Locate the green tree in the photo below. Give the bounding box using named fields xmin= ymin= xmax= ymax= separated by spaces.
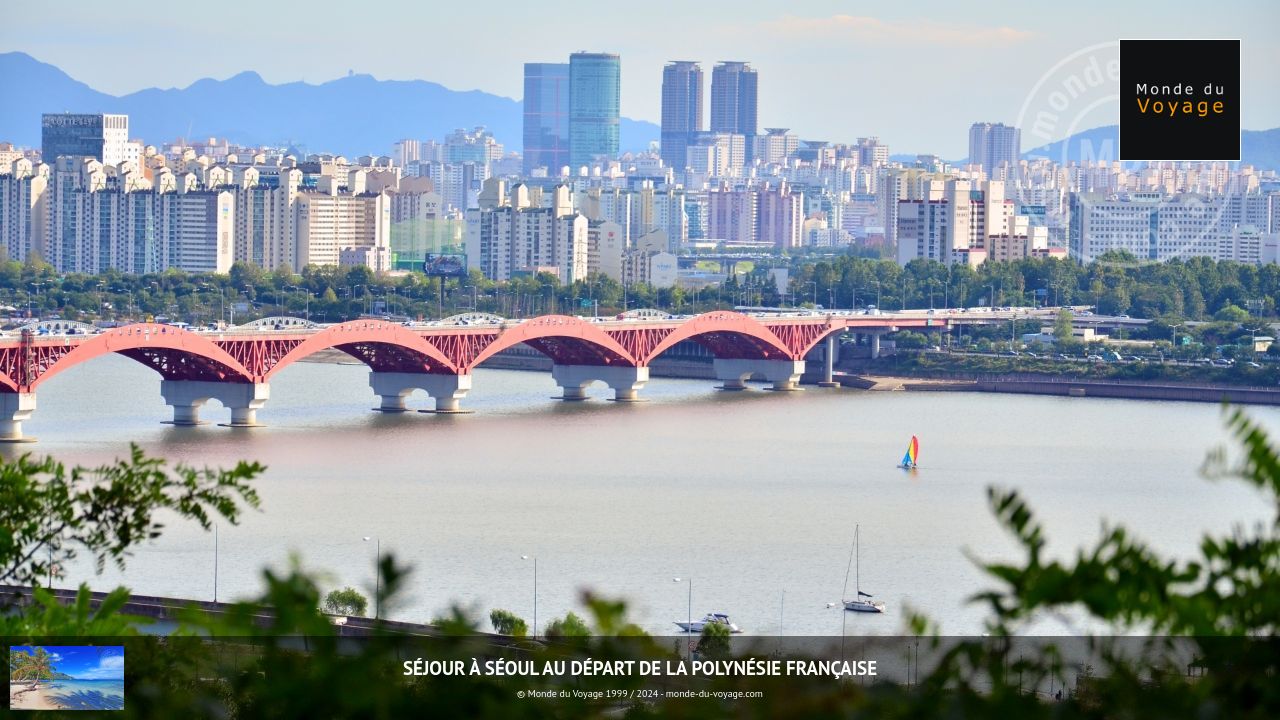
xmin=321 ymin=587 xmax=369 ymax=617
xmin=1214 ymin=303 xmax=1249 ymax=323
xmin=697 ymin=620 xmax=731 ymax=658
xmin=488 ymin=608 xmax=528 ymax=637
xmin=1053 ymin=308 xmax=1074 ymax=342
xmin=0 ymin=446 xmax=262 ymax=588
xmin=544 ymin=611 xmax=590 ymax=638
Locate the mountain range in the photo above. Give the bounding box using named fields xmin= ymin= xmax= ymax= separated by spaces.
xmin=0 ymin=52 xmax=659 ymax=157
xmin=2 ymin=52 xmax=1276 ymax=170
xmin=1022 ymin=125 xmax=1280 ymax=171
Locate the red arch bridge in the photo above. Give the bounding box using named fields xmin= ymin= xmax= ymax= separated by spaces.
xmin=0 ymin=308 xmax=980 ymax=441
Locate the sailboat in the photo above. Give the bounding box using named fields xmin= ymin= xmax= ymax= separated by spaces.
xmin=899 ymin=435 xmax=919 ymax=469
xmin=842 ymin=524 xmax=885 ymax=614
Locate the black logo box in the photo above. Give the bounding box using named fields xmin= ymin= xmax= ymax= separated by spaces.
xmin=1119 ymin=39 xmax=1240 ymax=161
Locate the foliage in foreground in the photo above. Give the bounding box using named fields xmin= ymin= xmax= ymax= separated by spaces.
xmin=0 ymin=414 xmax=1277 ymax=718
xmin=0 ymin=445 xmax=262 ymax=590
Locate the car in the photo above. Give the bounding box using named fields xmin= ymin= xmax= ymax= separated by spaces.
xmin=1248 ymin=361 xmax=1262 ymax=368
xmin=1025 ymin=351 xmax=1038 ymax=358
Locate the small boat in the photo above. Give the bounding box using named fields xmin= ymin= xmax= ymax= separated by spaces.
xmin=674 ymin=613 xmax=743 ymax=634
xmin=899 ymin=435 xmax=919 ymax=469
xmin=842 ymin=524 xmax=886 ymax=614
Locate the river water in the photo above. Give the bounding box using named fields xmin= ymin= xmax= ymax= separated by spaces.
xmin=7 ymin=354 xmax=1274 ymax=637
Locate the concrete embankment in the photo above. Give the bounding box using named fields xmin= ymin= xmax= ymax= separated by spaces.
xmin=300 ymin=349 xmax=1280 ymax=405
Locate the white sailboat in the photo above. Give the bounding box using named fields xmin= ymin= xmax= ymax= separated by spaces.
xmin=842 ymin=524 xmax=885 ymax=614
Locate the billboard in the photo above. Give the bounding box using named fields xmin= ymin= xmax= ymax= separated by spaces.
xmin=423 ymin=253 xmax=468 ymax=278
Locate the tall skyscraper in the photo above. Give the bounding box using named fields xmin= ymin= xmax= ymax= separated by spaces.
xmin=568 ymin=52 xmax=621 ymax=169
xmin=41 ymin=113 xmax=130 ymax=165
xmin=968 ymin=122 xmax=1021 ymax=175
xmin=710 ymin=62 xmax=758 ymax=164
xmin=523 ymin=63 xmax=570 ymax=175
xmin=660 ymin=61 xmax=703 ymax=172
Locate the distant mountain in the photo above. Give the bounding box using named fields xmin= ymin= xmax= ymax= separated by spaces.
xmin=0 ymin=52 xmax=659 ymax=156
xmin=1023 ymin=124 xmax=1280 ymax=171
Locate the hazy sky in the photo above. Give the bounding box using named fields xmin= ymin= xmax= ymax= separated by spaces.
xmin=4 ymin=0 xmax=1277 ymax=156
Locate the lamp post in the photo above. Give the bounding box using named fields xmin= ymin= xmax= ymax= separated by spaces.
xmin=521 ymin=555 xmax=537 ymax=639
xmin=213 ymin=523 xmax=219 ymax=603
xmin=673 ymin=577 xmax=692 ymax=658
xmin=363 ymin=536 xmax=380 ymax=619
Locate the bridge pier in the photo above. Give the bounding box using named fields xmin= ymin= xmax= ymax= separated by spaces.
xmin=369 ymin=372 xmax=473 ymax=413
xmin=870 ymin=332 xmax=883 ymax=359
xmin=551 ymin=364 xmax=649 ymax=401
xmin=0 ymin=392 xmax=37 ymax=442
xmin=160 ymin=380 xmax=270 ymax=427
xmin=818 ymin=335 xmax=839 ymax=387
xmin=714 ymin=358 xmax=805 ymax=391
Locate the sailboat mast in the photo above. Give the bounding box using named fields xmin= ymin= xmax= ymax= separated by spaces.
xmin=855 ymin=524 xmax=860 ymax=595
xmin=842 ymin=529 xmax=856 ymax=602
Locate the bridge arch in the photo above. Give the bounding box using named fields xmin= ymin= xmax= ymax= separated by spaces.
xmin=441 ymin=312 xmax=505 ymax=326
xmin=639 ymin=311 xmax=793 ymax=364
xmin=261 ymin=319 xmax=461 ymax=379
xmin=14 ymin=320 xmax=102 ymax=336
xmin=19 ymin=323 xmax=254 ymax=392
xmin=467 ymin=315 xmax=637 ymax=370
xmin=237 ymin=316 xmax=319 ymax=331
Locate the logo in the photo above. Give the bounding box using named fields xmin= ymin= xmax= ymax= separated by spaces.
xmin=1119 ymin=39 xmax=1240 ymax=161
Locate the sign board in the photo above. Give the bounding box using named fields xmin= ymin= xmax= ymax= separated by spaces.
xmin=424 ymin=253 xmax=467 ymax=278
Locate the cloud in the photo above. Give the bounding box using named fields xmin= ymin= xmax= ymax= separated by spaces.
xmin=756 ymin=14 xmax=1034 ymax=48
xmin=76 ymin=654 xmax=124 ymax=680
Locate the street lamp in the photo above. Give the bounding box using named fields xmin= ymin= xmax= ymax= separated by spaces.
xmin=363 ymin=536 xmax=381 ymax=619
xmin=521 ymin=555 xmax=538 ymax=639
xmin=213 ymin=523 xmax=219 ymax=603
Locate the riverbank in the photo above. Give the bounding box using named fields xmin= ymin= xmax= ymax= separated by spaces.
xmin=297 ymin=346 xmax=1280 ymax=405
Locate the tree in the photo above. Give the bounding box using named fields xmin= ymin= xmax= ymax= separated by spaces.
xmin=1053 ymin=308 xmax=1074 ymax=342
xmin=488 ymin=608 xmax=528 ymax=637
xmin=321 ymin=587 xmax=369 ymax=617
xmin=1214 ymin=303 xmax=1249 ymax=323
xmin=544 ymin=611 xmax=590 ymax=638
xmin=0 ymin=445 xmax=262 ymax=589
xmin=697 ymin=620 xmax=731 ymax=658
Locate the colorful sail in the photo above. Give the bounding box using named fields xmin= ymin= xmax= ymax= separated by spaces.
xmin=901 ymin=435 xmax=919 ymax=467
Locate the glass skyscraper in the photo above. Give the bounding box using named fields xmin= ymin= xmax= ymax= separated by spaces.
xmin=660 ymin=61 xmax=703 ymax=172
xmin=710 ymin=62 xmax=758 ymax=163
xmin=523 ymin=63 xmax=570 ymax=175
xmin=568 ymin=52 xmax=621 ymax=169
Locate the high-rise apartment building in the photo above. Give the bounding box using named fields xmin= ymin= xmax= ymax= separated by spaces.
xmin=465 ymin=180 xmax=587 ymax=283
xmin=41 ymin=113 xmax=130 ymax=166
xmin=568 ymin=52 xmax=621 ymax=169
xmin=1068 ymin=191 xmax=1272 ymax=263
xmin=523 ymin=63 xmax=571 ymax=175
xmin=968 ymin=122 xmax=1021 ymax=175
xmin=710 ymin=62 xmax=758 ymax=165
xmin=660 ymin=61 xmax=703 ymax=172
xmin=896 ymin=179 xmax=1055 ymax=266
xmin=294 ymin=188 xmax=391 ymax=271
xmin=0 ymin=159 xmax=49 ymax=263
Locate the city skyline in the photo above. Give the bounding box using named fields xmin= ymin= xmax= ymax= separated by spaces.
xmin=3 ymin=1 xmax=1278 ymax=158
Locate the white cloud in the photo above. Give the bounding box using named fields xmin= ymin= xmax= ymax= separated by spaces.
xmin=75 ymin=654 xmax=124 ymax=680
